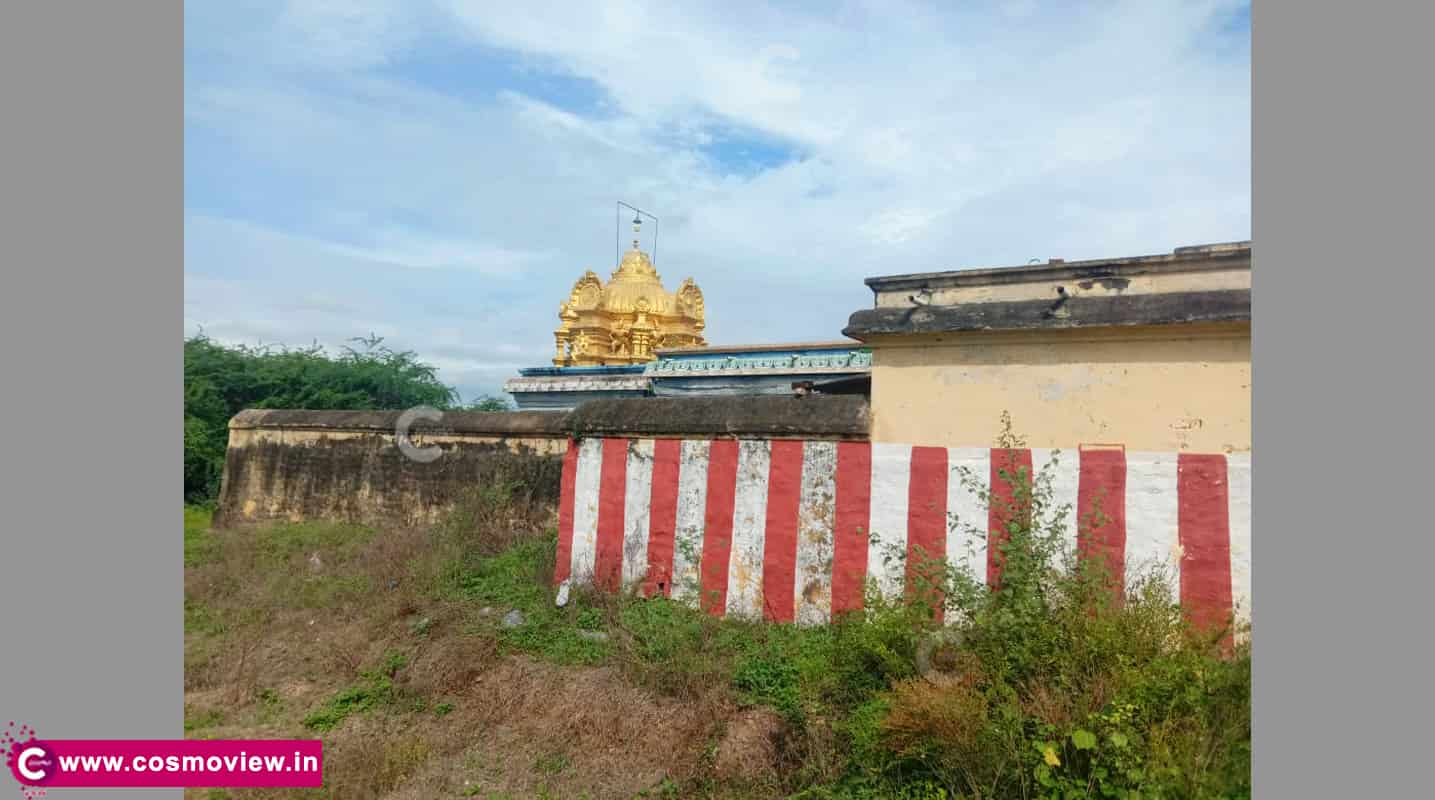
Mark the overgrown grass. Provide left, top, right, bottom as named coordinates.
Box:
left=185, top=505, right=219, bottom=567
left=303, top=652, right=409, bottom=732
left=184, top=419, right=1250, bottom=799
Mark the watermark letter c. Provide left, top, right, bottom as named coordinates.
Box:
left=395, top=406, right=444, bottom=463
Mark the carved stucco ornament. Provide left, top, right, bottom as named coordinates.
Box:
left=552, top=233, right=707, bottom=366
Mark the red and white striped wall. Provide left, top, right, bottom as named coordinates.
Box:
left=554, top=438, right=1251, bottom=632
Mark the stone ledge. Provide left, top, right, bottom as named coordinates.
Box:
left=563, top=395, right=870, bottom=439
left=862, top=242, right=1251, bottom=295
left=843, top=289, right=1251, bottom=339
left=227, top=408, right=570, bottom=436
left=228, top=396, right=874, bottom=440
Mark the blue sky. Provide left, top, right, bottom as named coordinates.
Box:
left=184, top=0, right=1251, bottom=403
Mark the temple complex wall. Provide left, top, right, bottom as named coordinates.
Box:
left=554, top=436, right=1251, bottom=632
left=215, top=237, right=1253, bottom=631
left=213, top=409, right=571, bottom=529
left=213, top=397, right=869, bottom=529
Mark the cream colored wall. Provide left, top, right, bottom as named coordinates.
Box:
left=868, top=323, right=1250, bottom=453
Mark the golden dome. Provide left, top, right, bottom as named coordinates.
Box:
left=552, top=241, right=707, bottom=366
left=601, top=247, right=668, bottom=314
left=613, top=247, right=659, bottom=279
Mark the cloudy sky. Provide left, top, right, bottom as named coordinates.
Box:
left=184, top=0, right=1251, bottom=403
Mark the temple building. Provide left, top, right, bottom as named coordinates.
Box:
left=551, top=217, right=707, bottom=366
left=505, top=210, right=1249, bottom=441
left=505, top=341, right=872, bottom=410
left=504, top=211, right=871, bottom=410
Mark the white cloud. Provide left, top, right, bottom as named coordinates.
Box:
left=185, top=0, right=1250, bottom=399
left=860, top=208, right=947, bottom=245
left=325, top=231, right=553, bottom=277
left=271, top=0, right=429, bottom=70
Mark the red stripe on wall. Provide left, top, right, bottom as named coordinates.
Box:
left=1077, top=448, right=1127, bottom=600
left=593, top=438, right=629, bottom=594
left=988, top=448, right=1034, bottom=589
left=906, top=446, right=949, bottom=621
left=762, top=440, right=805, bottom=622
left=700, top=439, right=740, bottom=617
left=553, top=439, right=580, bottom=586
left=831, top=441, right=872, bottom=618
left=1177, top=454, right=1234, bottom=639
left=644, top=439, right=683, bottom=598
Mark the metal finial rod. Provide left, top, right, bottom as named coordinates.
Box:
left=617, top=201, right=659, bottom=267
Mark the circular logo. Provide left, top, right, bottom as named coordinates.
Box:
left=12, top=741, right=57, bottom=785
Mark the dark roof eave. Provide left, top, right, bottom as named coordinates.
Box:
left=861, top=243, right=1251, bottom=295
left=564, top=395, right=870, bottom=439
left=842, top=289, right=1251, bottom=340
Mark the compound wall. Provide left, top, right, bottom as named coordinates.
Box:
left=556, top=438, right=1251, bottom=631
left=214, top=409, right=570, bottom=528
left=213, top=396, right=870, bottom=528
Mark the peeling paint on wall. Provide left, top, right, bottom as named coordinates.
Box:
left=568, top=438, right=604, bottom=586
left=621, top=439, right=655, bottom=590
left=726, top=440, right=773, bottom=620
left=559, top=437, right=1252, bottom=633
left=671, top=440, right=712, bottom=605
left=795, top=441, right=837, bottom=626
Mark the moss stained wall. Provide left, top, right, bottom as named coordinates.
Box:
left=212, top=397, right=871, bottom=529
left=214, top=426, right=568, bottom=528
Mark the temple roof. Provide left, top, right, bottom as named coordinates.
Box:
left=552, top=239, right=707, bottom=366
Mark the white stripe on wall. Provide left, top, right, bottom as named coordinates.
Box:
left=726, top=440, right=773, bottom=619
left=1125, top=451, right=1180, bottom=598
left=1031, top=447, right=1080, bottom=570
left=868, top=443, right=913, bottom=601
left=670, top=439, right=711, bottom=605
left=946, top=448, right=991, bottom=588
left=621, top=438, right=656, bottom=591
left=566, top=438, right=1253, bottom=629
left=569, top=437, right=605, bottom=585
left=795, top=441, right=838, bottom=626
left=1227, top=453, right=1252, bottom=627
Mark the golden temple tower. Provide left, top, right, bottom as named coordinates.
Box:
left=552, top=214, right=706, bottom=366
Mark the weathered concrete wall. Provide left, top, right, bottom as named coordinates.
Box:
left=557, top=438, right=1251, bottom=632
left=866, top=324, right=1251, bottom=452
left=214, top=409, right=572, bottom=528
left=214, top=397, right=871, bottom=528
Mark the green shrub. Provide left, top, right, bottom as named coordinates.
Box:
left=845, top=417, right=1251, bottom=799
left=441, top=535, right=552, bottom=607
left=183, top=332, right=461, bottom=503
left=303, top=651, right=409, bottom=732
left=734, top=651, right=802, bottom=721
left=603, top=415, right=1248, bottom=798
